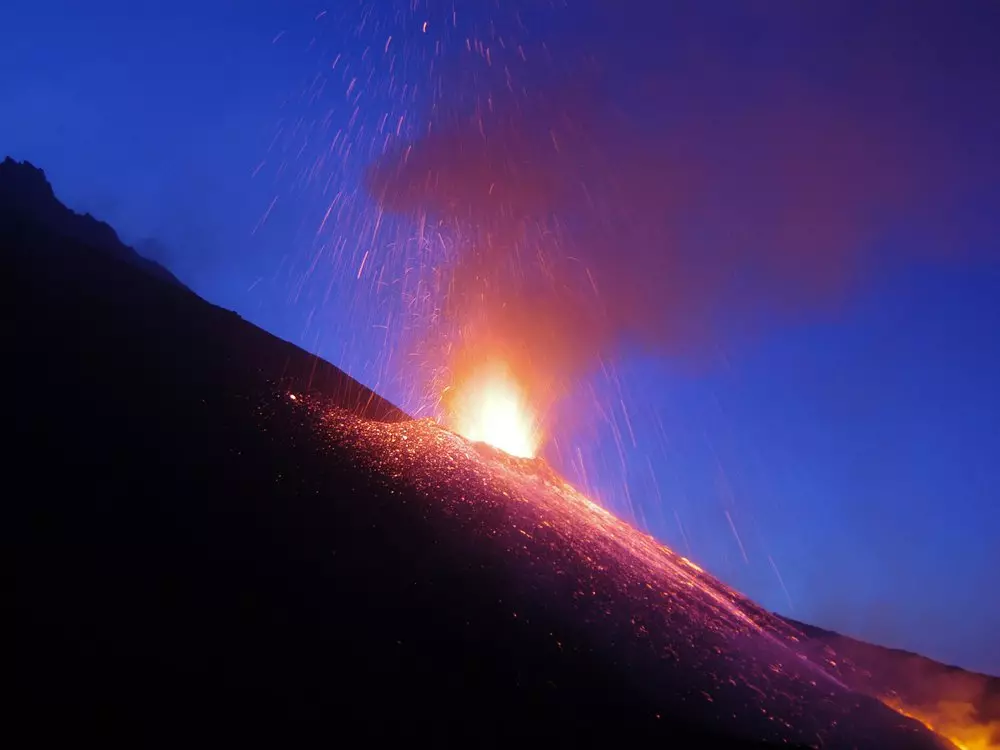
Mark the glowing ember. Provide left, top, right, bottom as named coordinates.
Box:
left=447, top=362, right=540, bottom=459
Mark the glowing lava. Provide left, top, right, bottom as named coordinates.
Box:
left=447, top=362, right=540, bottom=459
left=884, top=698, right=998, bottom=750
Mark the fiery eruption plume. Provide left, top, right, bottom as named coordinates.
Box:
left=446, top=361, right=540, bottom=459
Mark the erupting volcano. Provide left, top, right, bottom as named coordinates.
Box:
left=7, top=157, right=998, bottom=748
left=5, top=0, right=999, bottom=740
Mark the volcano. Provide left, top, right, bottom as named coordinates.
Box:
left=4, top=158, right=981, bottom=748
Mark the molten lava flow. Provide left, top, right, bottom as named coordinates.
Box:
left=447, top=362, right=540, bottom=458
left=885, top=698, right=999, bottom=750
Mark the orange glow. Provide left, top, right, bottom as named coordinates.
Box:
left=885, top=697, right=999, bottom=750
left=447, top=362, right=541, bottom=458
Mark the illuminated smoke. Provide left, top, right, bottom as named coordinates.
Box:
left=365, top=1, right=998, bottom=411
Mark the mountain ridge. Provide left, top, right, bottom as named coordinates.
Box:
left=0, top=156, right=186, bottom=288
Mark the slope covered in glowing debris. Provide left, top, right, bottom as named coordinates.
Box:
left=6, top=162, right=957, bottom=748
left=265, top=397, right=950, bottom=749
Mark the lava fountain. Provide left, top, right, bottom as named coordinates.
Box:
left=445, top=361, right=541, bottom=459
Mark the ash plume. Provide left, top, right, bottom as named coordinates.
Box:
left=366, top=1, right=999, bottom=404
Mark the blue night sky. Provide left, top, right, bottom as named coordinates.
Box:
left=2, top=1, right=997, bottom=675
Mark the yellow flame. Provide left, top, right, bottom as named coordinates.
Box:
left=449, top=362, right=540, bottom=458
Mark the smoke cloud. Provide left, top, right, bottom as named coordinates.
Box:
left=366, top=1, right=998, bottom=404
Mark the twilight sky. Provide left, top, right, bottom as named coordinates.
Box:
left=2, top=0, right=997, bottom=675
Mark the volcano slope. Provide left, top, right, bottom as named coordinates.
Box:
left=5, top=159, right=954, bottom=748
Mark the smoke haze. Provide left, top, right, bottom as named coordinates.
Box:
left=366, top=1, right=998, bottom=403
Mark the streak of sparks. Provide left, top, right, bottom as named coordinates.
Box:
left=767, top=554, right=794, bottom=612
left=257, top=2, right=812, bottom=642
left=725, top=510, right=750, bottom=565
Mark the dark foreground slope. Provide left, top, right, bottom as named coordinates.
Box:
left=4, top=161, right=952, bottom=748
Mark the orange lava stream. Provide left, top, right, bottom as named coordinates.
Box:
left=884, top=698, right=999, bottom=750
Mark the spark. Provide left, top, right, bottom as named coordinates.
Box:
left=768, top=554, right=794, bottom=612
left=725, top=509, right=750, bottom=564
left=251, top=195, right=278, bottom=236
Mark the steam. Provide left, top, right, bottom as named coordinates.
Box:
left=366, top=1, right=998, bottom=404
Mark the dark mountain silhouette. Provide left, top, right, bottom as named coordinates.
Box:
left=0, top=158, right=402, bottom=421
left=3, top=159, right=970, bottom=748
left=0, top=157, right=185, bottom=289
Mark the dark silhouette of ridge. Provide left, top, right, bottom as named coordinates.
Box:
left=4, top=159, right=960, bottom=748
left=0, top=157, right=404, bottom=422
left=0, top=157, right=185, bottom=289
